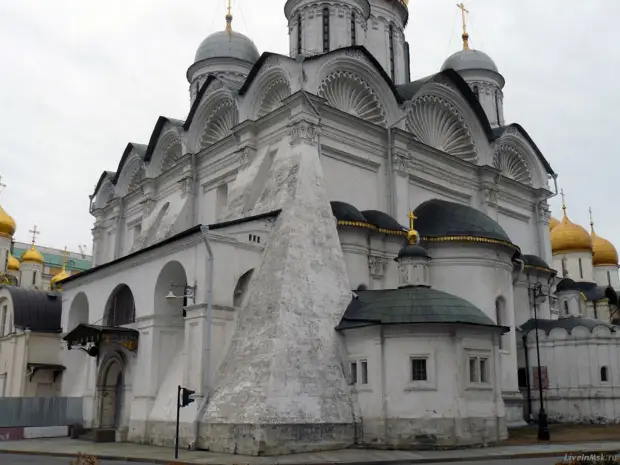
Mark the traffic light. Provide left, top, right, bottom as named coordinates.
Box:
left=180, top=387, right=195, bottom=407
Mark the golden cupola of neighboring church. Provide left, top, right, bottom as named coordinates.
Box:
left=50, top=247, right=70, bottom=290
left=0, top=203, right=16, bottom=238
left=550, top=191, right=592, bottom=254
left=7, top=252, right=20, bottom=272
left=589, top=208, right=618, bottom=266
left=21, top=225, right=44, bottom=265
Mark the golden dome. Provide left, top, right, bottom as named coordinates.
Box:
left=7, top=252, right=20, bottom=271
left=21, top=245, right=44, bottom=265
left=549, top=216, right=560, bottom=231
left=50, top=266, right=69, bottom=290
left=589, top=210, right=618, bottom=266
left=0, top=204, right=16, bottom=238
left=551, top=214, right=592, bottom=255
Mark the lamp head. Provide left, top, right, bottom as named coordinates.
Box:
left=165, top=290, right=177, bottom=301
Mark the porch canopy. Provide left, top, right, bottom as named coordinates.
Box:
left=63, top=324, right=139, bottom=351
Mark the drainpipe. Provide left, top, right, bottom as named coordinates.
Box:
left=380, top=326, right=388, bottom=441
left=386, top=115, right=407, bottom=217
left=114, top=198, right=125, bottom=260
left=535, top=173, right=559, bottom=259
left=193, top=225, right=214, bottom=448
left=191, top=153, right=198, bottom=225
left=521, top=331, right=533, bottom=422
left=513, top=259, right=525, bottom=285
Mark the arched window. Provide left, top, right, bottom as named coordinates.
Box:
left=601, top=366, right=609, bottom=382
left=563, top=300, right=569, bottom=315
left=105, top=285, right=136, bottom=326
left=233, top=269, right=254, bottom=307
left=322, top=8, right=330, bottom=52
left=473, top=85, right=479, bottom=100
left=607, top=271, right=611, bottom=286
left=351, top=12, right=356, bottom=45
left=495, top=298, right=507, bottom=350
left=578, top=258, right=584, bottom=278
left=495, top=90, right=501, bottom=124
left=297, top=14, right=302, bottom=54
left=388, top=25, right=395, bottom=80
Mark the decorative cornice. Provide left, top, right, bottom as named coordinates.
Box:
left=423, top=235, right=518, bottom=251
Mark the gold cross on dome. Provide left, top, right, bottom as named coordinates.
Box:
left=62, top=246, right=69, bottom=266
left=457, top=3, right=470, bottom=50
left=408, top=211, right=417, bottom=231
left=29, top=225, right=40, bottom=245
left=0, top=174, right=6, bottom=195
left=560, top=189, right=566, bottom=213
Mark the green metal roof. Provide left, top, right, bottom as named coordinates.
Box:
left=12, top=248, right=92, bottom=271
left=337, top=286, right=506, bottom=331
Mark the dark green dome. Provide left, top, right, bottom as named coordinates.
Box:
left=414, top=199, right=513, bottom=245
left=337, top=286, right=503, bottom=331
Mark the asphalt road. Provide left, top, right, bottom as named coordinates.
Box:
left=0, top=454, right=572, bottom=465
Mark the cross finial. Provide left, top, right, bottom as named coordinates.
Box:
left=225, top=0, right=233, bottom=32
left=560, top=189, right=567, bottom=215
left=62, top=246, right=69, bottom=267
left=29, top=225, right=40, bottom=245
left=0, top=174, right=6, bottom=196
left=407, top=211, right=418, bottom=245
left=589, top=206, right=595, bottom=232
left=457, top=3, right=470, bottom=50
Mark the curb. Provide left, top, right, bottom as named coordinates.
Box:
left=0, top=447, right=619, bottom=464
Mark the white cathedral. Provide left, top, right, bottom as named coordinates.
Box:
left=33, top=0, right=620, bottom=455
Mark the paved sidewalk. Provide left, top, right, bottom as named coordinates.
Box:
left=0, top=438, right=619, bottom=464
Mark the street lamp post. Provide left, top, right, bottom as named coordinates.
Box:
left=529, top=281, right=550, bottom=441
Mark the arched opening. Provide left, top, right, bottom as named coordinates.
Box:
left=388, top=24, right=395, bottom=80
left=601, top=366, right=609, bottom=382
left=68, top=292, right=89, bottom=331
left=351, top=12, right=356, bottom=45
left=104, top=284, right=135, bottom=327
left=97, top=353, right=125, bottom=429
left=495, top=297, right=507, bottom=350
left=563, top=300, right=569, bottom=316
left=297, top=14, right=302, bottom=54
left=233, top=269, right=254, bottom=307
left=154, top=260, right=188, bottom=321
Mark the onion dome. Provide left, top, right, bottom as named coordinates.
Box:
left=588, top=210, right=618, bottom=266
left=549, top=216, right=560, bottom=231
left=441, top=49, right=498, bottom=73
left=0, top=203, right=16, bottom=238
left=50, top=267, right=69, bottom=290
left=550, top=196, right=592, bottom=254
left=21, top=245, right=44, bottom=265
left=7, top=252, right=20, bottom=271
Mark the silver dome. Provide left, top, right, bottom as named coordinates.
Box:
left=194, top=30, right=260, bottom=64
left=441, top=49, right=498, bottom=73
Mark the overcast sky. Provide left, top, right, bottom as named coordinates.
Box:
left=0, top=0, right=617, bottom=253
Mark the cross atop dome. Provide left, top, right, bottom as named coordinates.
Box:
left=457, top=3, right=470, bottom=50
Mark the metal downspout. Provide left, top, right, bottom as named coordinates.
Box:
left=191, top=153, right=198, bottom=225
left=193, top=225, right=214, bottom=448
left=522, top=333, right=532, bottom=422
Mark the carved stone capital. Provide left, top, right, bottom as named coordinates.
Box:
left=141, top=198, right=156, bottom=217
left=289, top=120, right=318, bottom=146
left=368, top=255, right=386, bottom=278
left=237, top=146, right=255, bottom=168
left=344, top=48, right=371, bottom=65
left=392, top=153, right=409, bottom=172
left=480, top=186, right=499, bottom=206
left=538, top=202, right=551, bottom=225
left=179, top=176, right=193, bottom=198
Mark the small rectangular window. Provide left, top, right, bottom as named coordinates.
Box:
left=479, top=358, right=489, bottom=383
left=0, top=305, right=6, bottom=336
left=32, top=271, right=36, bottom=286
left=469, top=357, right=478, bottom=382
left=411, top=358, right=427, bottom=381
left=579, top=258, right=584, bottom=278
left=518, top=368, right=527, bottom=388
left=322, top=8, right=330, bottom=52
left=350, top=361, right=357, bottom=384
left=297, top=14, right=302, bottom=54
left=361, top=360, right=368, bottom=384
left=351, top=13, right=356, bottom=45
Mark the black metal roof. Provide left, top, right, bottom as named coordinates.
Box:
left=397, top=244, right=430, bottom=260
left=337, top=286, right=507, bottom=332
left=361, top=210, right=407, bottom=232
left=63, top=324, right=139, bottom=347
left=59, top=209, right=282, bottom=286
left=555, top=279, right=608, bottom=301
left=522, top=254, right=553, bottom=270
left=330, top=201, right=368, bottom=224
left=0, top=286, right=62, bottom=332
left=414, top=198, right=513, bottom=244
left=519, top=316, right=615, bottom=336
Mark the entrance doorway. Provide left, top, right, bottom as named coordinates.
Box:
left=98, top=357, right=124, bottom=429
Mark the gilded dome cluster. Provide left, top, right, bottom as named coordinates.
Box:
left=550, top=201, right=618, bottom=267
